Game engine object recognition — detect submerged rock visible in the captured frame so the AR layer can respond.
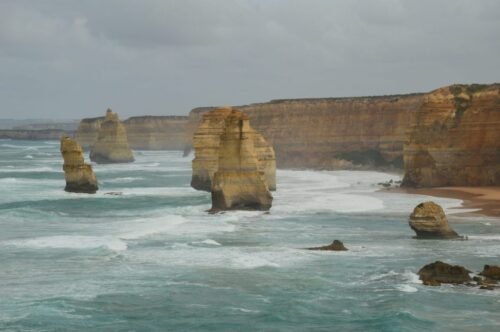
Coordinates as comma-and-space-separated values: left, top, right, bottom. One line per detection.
210, 110, 273, 211
90, 109, 134, 164
418, 261, 471, 286
60, 135, 98, 193
191, 107, 276, 192
409, 201, 461, 239
307, 240, 348, 251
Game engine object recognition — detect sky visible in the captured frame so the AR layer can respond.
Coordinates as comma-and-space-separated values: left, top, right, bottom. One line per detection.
0, 0, 499, 119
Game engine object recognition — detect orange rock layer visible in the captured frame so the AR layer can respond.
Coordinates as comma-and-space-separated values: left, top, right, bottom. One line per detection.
402, 84, 500, 187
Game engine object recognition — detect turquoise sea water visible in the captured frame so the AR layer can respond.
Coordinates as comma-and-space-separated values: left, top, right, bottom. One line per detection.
0, 139, 499, 331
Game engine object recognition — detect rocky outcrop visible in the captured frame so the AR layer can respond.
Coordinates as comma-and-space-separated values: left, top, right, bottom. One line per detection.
403, 84, 500, 187
191, 107, 276, 191
60, 135, 98, 193
0, 129, 73, 140
75, 115, 188, 150
307, 240, 348, 251
187, 93, 424, 170
90, 109, 134, 163
418, 261, 471, 286
409, 201, 460, 239
479, 265, 500, 280
210, 110, 273, 211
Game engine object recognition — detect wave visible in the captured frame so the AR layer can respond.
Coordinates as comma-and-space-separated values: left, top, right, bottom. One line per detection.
103, 177, 144, 184
3, 235, 127, 251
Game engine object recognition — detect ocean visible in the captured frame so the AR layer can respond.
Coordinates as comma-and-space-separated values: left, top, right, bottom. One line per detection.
0, 139, 499, 331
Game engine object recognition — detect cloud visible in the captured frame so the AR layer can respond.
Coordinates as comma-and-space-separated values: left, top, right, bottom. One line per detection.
0, 0, 499, 119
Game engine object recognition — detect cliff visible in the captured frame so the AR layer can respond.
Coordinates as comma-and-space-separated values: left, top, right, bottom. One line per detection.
0, 129, 73, 140
75, 116, 188, 150
191, 107, 276, 191
90, 109, 134, 163
211, 110, 273, 211
60, 135, 98, 193
74, 117, 104, 149
402, 84, 500, 187
124, 116, 188, 150
187, 93, 424, 169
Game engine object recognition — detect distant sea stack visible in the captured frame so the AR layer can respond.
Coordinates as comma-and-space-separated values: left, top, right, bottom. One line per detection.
402, 84, 500, 187
409, 201, 460, 239
75, 115, 188, 150
89, 109, 134, 164
60, 135, 98, 193
186, 94, 424, 170
191, 107, 276, 192
210, 109, 273, 211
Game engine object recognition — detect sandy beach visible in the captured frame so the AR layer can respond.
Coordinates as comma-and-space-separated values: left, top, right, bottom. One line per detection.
393, 187, 500, 218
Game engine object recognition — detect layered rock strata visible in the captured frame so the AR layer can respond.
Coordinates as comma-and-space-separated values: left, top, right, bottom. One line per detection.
409, 201, 460, 239
210, 110, 273, 211
191, 107, 276, 191
90, 109, 134, 163
75, 116, 188, 150
60, 135, 98, 193
0, 129, 73, 140
403, 84, 500, 187
187, 93, 424, 169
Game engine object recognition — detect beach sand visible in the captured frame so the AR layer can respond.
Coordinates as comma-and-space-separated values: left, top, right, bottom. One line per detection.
387, 187, 500, 218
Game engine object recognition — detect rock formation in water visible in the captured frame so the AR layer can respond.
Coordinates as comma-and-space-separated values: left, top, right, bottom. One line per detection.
409, 201, 460, 239
90, 109, 134, 163
307, 240, 348, 251
479, 265, 500, 280
60, 135, 98, 193
191, 107, 276, 192
210, 110, 273, 211
403, 84, 500, 187
418, 261, 471, 286
186, 94, 424, 170
75, 115, 188, 150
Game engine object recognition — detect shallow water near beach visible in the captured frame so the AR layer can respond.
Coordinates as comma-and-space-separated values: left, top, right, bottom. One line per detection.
1, 139, 499, 331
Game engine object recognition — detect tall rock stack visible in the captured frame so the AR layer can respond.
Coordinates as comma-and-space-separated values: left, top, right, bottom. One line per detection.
60, 135, 98, 193
74, 116, 104, 149
90, 109, 135, 164
211, 110, 273, 211
403, 84, 500, 187
191, 107, 276, 191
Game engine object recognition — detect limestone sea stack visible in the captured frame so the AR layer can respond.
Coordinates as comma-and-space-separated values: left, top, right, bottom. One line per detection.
210, 110, 273, 211
409, 201, 460, 239
60, 135, 98, 193
191, 107, 276, 191
307, 240, 348, 251
90, 109, 134, 163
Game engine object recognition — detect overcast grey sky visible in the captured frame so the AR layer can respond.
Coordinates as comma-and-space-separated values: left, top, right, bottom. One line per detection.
0, 0, 499, 119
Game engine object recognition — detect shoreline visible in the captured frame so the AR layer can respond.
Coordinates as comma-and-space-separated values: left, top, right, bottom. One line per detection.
386, 186, 500, 218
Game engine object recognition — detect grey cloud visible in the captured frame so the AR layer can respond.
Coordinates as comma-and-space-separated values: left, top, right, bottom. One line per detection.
0, 0, 499, 119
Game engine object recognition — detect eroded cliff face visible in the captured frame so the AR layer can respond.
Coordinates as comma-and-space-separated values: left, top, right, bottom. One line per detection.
124, 116, 188, 150
211, 110, 273, 211
187, 94, 424, 169
75, 117, 103, 149
191, 107, 276, 192
60, 135, 98, 193
402, 84, 500, 187
90, 109, 135, 163
76, 116, 188, 150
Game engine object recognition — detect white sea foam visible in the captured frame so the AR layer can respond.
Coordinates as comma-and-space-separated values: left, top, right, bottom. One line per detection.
24, 155, 33, 159
4, 236, 127, 251
103, 177, 144, 184
119, 215, 187, 240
